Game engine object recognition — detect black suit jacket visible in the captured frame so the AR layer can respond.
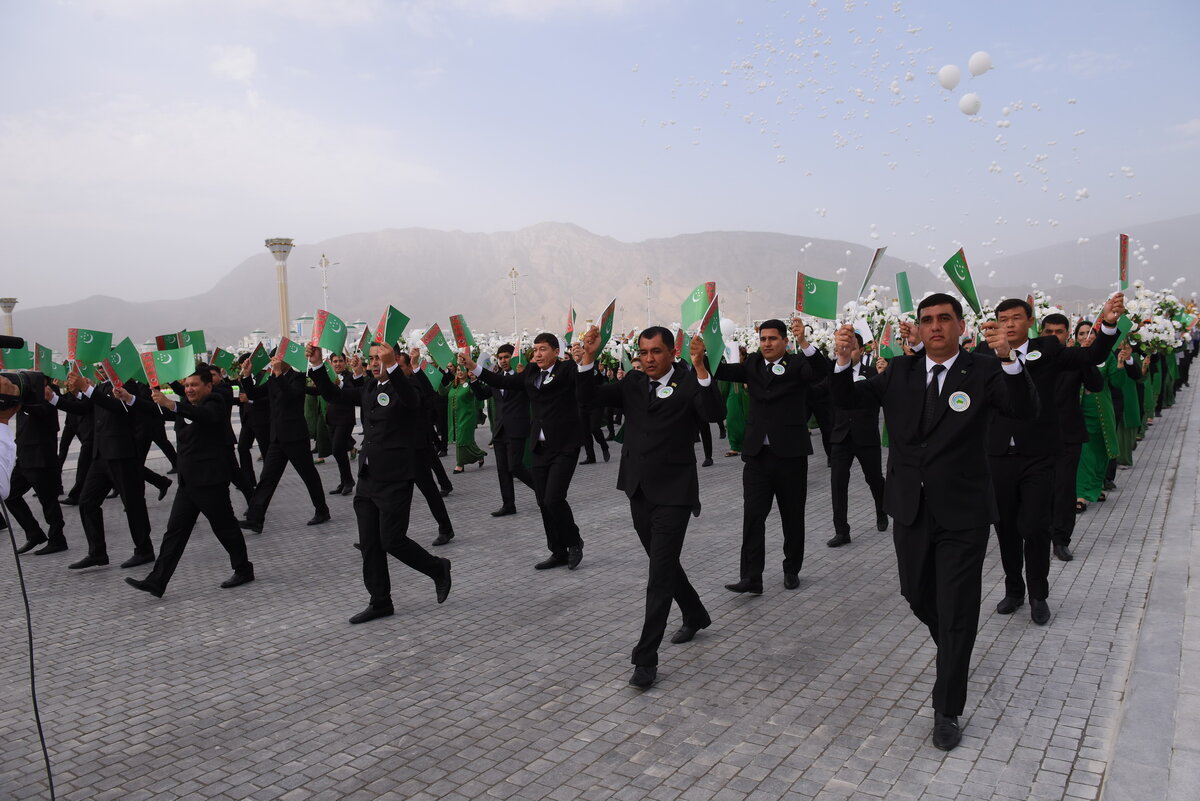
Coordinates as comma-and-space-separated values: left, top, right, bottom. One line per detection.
56, 380, 154, 461
162, 392, 232, 487
830, 349, 1038, 529
976, 329, 1116, 456
309, 364, 421, 483
15, 401, 60, 469
714, 349, 830, 458
578, 363, 725, 513
830, 363, 881, 447
471, 368, 532, 440
246, 369, 309, 444
1054, 364, 1103, 444
476, 359, 583, 455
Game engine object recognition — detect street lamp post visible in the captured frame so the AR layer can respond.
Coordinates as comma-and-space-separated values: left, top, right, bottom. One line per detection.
507, 267, 520, 340
642, 276, 653, 327
265, 238, 295, 339
311, 253, 339, 310
744, 286, 753, 327
0, 297, 16, 337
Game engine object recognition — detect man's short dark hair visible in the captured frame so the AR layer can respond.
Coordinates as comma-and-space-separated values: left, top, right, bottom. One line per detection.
1074, 319, 1094, 338
758, 318, 787, 338
853, 333, 864, 348
638, 326, 675, 351
396, 350, 412, 367
533, 332, 560, 350
190, 365, 214, 384
1042, 312, 1070, 329
917, 293, 964, 320
995, 298, 1033, 318
496, 343, 515, 356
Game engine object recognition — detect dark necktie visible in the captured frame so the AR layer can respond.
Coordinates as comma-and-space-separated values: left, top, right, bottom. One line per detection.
649, 379, 660, 399
921, 364, 946, 436
535, 370, 548, 388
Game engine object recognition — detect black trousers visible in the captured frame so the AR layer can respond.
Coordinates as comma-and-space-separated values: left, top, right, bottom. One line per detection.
65, 439, 93, 500
697, 422, 713, 461
149, 424, 178, 468
353, 471, 442, 609
6, 464, 66, 545
329, 422, 355, 487
894, 493, 987, 717
137, 435, 172, 492
629, 490, 709, 667
579, 410, 608, 461
414, 449, 453, 533
144, 482, 252, 591
830, 441, 885, 537
1050, 442, 1083, 547
58, 421, 78, 468
426, 448, 452, 492
79, 455, 154, 558
740, 448, 808, 577
531, 448, 582, 557
989, 452, 1054, 601
809, 401, 833, 458
244, 439, 329, 525
493, 434, 534, 507
237, 418, 269, 487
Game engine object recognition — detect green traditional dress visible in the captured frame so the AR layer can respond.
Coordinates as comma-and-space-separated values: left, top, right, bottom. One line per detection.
1108, 354, 1142, 466
304, 379, 332, 459
1076, 355, 1119, 502
447, 383, 487, 468
720, 380, 749, 452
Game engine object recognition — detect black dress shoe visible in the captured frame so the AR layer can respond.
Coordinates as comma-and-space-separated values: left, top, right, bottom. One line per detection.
340, 484, 354, 496
434, 558, 452, 603
702, 458, 714, 467
125, 577, 165, 598
630, 665, 657, 689
1053, 543, 1074, 562
167, 466, 177, 475
431, 530, 455, 546
876, 513, 889, 532
996, 595, 1024, 614
567, 545, 583, 570
1030, 598, 1051, 625
724, 577, 763, 595
826, 533, 851, 548
783, 572, 800, 590
440, 485, 452, 497
490, 505, 517, 517
579, 457, 597, 465
220, 572, 255, 589
106, 489, 119, 499
16, 538, 46, 555
69, 555, 109, 570
34, 541, 68, 555
238, 519, 263, 534
602, 449, 611, 463
157, 479, 172, 501
670, 622, 710, 644
307, 511, 331, 526
1103, 479, 1116, 491
349, 605, 394, 624
61, 496, 79, 506
535, 556, 568, 570
932, 712, 961, 751
328, 484, 345, 495
121, 552, 155, 569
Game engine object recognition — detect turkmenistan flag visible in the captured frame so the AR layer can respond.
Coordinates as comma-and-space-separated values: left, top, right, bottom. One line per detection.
155, 332, 182, 350
513, 347, 528, 370
1118, 234, 1130, 292
140, 345, 195, 388
942, 249, 981, 315
795, 273, 839, 320
1114, 315, 1135, 348
563, 303, 577, 346
356, 325, 373, 355
276, 337, 308, 371
180, 329, 207, 354
310, 309, 348, 354
36, 344, 68, 381
596, 298, 617, 353
896, 271, 914, 314
101, 337, 147, 387
878, 323, 904, 359
696, 296, 725, 373
210, 347, 235, 371
249, 342, 271, 374
680, 281, 717, 364
449, 314, 476, 349
0, 347, 33, 369
67, 328, 113, 364
421, 324, 456, 369
422, 360, 442, 386
373, 306, 410, 346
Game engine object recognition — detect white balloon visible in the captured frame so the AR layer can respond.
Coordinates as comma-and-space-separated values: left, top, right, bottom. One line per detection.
959, 93, 981, 115
719, 317, 737, 338
968, 51, 992, 77
937, 64, 961, 90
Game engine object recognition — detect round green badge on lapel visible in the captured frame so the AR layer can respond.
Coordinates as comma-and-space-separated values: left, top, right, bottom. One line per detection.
948, 391, 971, 412
377, 392, 391, 407
771, 363, 785, 376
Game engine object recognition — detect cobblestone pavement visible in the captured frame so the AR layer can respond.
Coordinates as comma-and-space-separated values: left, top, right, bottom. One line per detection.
1, 390, 1194, 801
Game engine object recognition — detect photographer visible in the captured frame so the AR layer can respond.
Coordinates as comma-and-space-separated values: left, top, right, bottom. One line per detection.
1, 375, 20, 500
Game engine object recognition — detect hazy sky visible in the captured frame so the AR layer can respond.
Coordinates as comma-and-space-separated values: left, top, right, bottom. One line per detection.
3, 0, 1198, 310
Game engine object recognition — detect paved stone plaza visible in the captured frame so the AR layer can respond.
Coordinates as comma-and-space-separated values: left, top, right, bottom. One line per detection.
2, 392, 1196, 801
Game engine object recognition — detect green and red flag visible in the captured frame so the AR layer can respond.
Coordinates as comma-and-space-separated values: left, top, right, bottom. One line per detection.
896, 271, 914, 315
67, 328, 113, 364
878, 323, 904, 359
0, 347, 34, 369
276, 337, 309, 371
695, 296, 726, 373
448, 314, 476, 350
513, 347, 528, 370
795, 273, 839, 320
596, 298, 617, 352
421, 323, 456, 369
140, 345, 195, 388
101, 337, 147, 387
355, 325, 373, 355
155, 332, 182, 350
179, 329, 207, 355
680, 281, 717, 362
35, 344, 68, 381
563, 303, 577, 346
210, 347, 236, 371
941, 249, 982, 315
1118, 233, 1130, 292
310, 309, 348, 354
422, 360, 442, 386
373, 306, 411, 346
249, 342, 270, 374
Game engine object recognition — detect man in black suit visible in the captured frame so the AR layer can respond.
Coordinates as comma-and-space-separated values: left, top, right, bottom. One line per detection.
469, 343, 535, 517
306, 343, 451, 624
397, 351, 455, 546
125, 367, 254, 597
134, 399, 174, 500
237, 347, 330, 534
461, 333, 586, 570
830, 293, 1038, 751
234, 354, 270, 489
8, 383, 67, 554
827, 333, 887, 548
59, 385, 94, 505
977, 294, 1123, 624
52, 371, 158, 569
578, 325, 726, 689
1041, 314, 1103, 562
320, 352, 359, 496
713, 318, 830, 593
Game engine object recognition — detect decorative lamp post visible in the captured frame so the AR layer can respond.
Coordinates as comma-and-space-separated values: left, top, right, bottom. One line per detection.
0, 297, 16, 337
642, 276, 653, 327
744, 286, 754, 327
507, 267, 520, 339
265, 238, 295, 339
311, 253, 339, 310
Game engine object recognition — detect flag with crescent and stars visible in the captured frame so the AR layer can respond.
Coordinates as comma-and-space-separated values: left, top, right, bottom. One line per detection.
67, 328, 113, 364
101, 337, 148, 387
596, 298, 617, 353
140, 345, 195, 388
35, 343, 68, 381
795, 273, 838, 320
373, 306, 410, 347
941, 249, 981, 315
449, 314, 476, 350
311, 310, 349, 354
421, 323, 457, 369
0, 346, 33, 369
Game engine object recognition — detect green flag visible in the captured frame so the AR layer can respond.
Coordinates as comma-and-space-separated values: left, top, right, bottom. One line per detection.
155, 332, 182, 350
421, 323, 456, 369
35, 343, 68, 381
249, 342, 271, 374
67, 328, 113, 364
356, 325, 373, 355
373, 306, 411, 346
179, 329, 207, 355
276, 337, 309, 371
1114, 314, 1135, 348
596, 298, 617, 353
878, 323, 904, 359
310, 309, 348, 354
101, 337, 147, 386
513, 347, 528, 370
1118, 234, 1130, 292
680, 281, 716, 363
621, 349, 633, 372
0, 347, 34, 369
896, 271, 914, 315
697, 296, 725, 373
449, 314, 476, 349
563, 303, 577, 346
942, 249, 982, 315
140, 345, 195, 388
210, 347, 236, 371
794, 272, 839, 320
421, 359, 442, 386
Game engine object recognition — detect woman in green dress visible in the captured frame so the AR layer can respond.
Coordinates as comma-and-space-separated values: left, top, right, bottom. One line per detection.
1075, 323, 1119, 510
720, 346, 749, 456
1108, 342, 1143, 467
446, 368, 487, 473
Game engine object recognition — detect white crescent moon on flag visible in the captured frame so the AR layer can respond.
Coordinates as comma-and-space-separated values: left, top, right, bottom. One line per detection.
81, 332, 94, 344
807, 282, 818, 294
158, 354, 172, 365
331, 320, 342, 333
955, 265, 968, 280
110, 352, 121, 364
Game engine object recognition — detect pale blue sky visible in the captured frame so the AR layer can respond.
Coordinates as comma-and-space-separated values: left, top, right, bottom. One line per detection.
2, 0, 1197, 308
